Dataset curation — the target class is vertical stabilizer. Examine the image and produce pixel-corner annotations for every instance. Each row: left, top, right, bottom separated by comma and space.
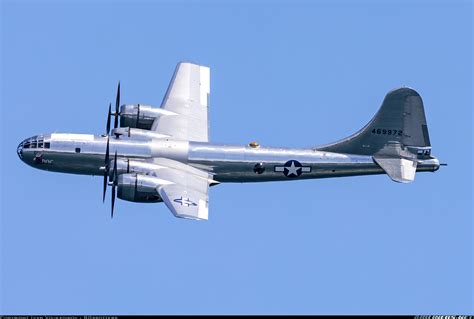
316, 87, 434, 183
316, 87, 431, 155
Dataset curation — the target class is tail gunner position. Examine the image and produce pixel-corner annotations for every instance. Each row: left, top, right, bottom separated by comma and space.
17, 62, 442, 220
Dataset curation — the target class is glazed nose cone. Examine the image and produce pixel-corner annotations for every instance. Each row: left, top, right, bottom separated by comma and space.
17, 141, 24, 160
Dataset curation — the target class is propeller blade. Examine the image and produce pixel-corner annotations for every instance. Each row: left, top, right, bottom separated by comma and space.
102, 171, 108, 202
114, 82, 120, 129
105, 137, 110, 164
106, 103, 111, 135
113, 151, 117, 177
103, 137, 110, 202
111, 184, 116, 218
111, 151, 118, 218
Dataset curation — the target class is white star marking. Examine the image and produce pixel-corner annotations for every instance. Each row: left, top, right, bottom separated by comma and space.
285, 161, 300, 176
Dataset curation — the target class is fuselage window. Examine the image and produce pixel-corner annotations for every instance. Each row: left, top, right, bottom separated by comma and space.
31, 142, 37, 148
38, 141, 44, 148
75, 147, 81, 153
44, 142, 50, 149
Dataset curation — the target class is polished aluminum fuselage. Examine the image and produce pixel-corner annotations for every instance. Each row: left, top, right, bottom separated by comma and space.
18, 133, 440, 182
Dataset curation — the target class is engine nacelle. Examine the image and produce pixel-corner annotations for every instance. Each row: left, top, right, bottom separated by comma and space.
117, 173, 162, 203
120, 104, 173, 129
111, 127, 170, 140
110, 159, 165, 177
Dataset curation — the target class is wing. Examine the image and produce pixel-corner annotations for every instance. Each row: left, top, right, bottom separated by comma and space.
153, 158, 215, 220
151, 62, 210, 142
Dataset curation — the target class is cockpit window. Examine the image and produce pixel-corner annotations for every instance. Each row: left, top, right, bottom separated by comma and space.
20, 135, 49, 150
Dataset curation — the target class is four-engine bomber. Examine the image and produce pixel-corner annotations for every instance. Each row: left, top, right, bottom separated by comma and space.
17, 62, 442, 220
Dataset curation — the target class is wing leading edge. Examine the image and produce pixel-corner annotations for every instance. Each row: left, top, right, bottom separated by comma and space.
151, 62, 210, 142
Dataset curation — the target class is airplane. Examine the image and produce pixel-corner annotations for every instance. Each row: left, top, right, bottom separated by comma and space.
17, 62, 443, 220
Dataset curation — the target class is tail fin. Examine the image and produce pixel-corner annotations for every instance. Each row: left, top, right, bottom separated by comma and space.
316, 87, 433, 183
317, 87, 431, 155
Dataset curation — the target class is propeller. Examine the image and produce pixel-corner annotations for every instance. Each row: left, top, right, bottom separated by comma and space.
102, 82, 121, 215
102, 137, 110, 202
111, 151, 118, 218
106, 103, 112, 136
102, 137, 119, 218
114, 82, 120, 131
104, 82, 121, 138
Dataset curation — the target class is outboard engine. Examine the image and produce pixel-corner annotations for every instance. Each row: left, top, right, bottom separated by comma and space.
120, 104, 172, 129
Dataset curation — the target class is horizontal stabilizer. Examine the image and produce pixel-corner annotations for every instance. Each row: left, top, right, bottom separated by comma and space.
373, 156, 418, 183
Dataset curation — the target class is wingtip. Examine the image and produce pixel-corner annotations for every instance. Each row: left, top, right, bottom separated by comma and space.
177, 60, 210, 69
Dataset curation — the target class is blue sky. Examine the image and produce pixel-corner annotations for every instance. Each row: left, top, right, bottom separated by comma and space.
1, 0, 472, 315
